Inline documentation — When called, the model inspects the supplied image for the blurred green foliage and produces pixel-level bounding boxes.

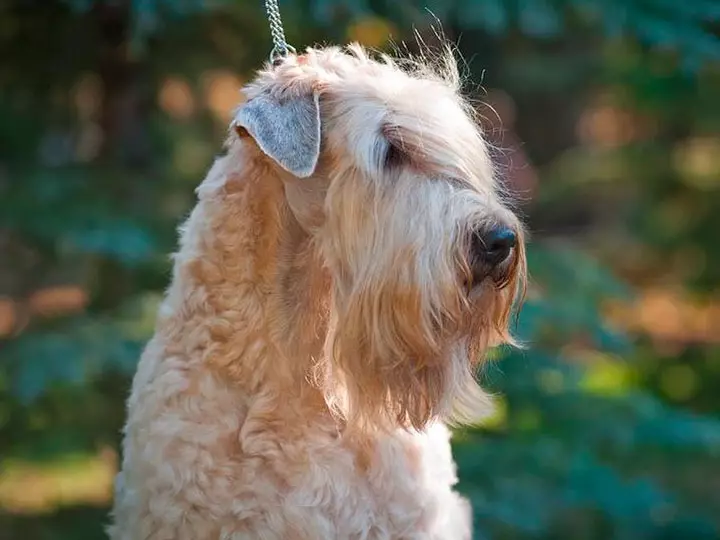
[1,1,719,539]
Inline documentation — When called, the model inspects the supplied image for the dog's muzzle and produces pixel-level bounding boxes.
[468,225,517,288]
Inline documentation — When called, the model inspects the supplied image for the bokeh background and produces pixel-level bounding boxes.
[1,1,719,539]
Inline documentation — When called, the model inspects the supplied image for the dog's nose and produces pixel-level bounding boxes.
[471,226,517,268]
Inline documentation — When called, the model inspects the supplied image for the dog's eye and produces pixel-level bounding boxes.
[384,141,406,169]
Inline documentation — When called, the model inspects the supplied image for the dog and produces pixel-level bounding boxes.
[109,43,526,540]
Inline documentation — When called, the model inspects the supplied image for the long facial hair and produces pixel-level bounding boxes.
[311,167,527,434]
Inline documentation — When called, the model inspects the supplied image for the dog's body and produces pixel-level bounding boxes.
[110,45,525,539]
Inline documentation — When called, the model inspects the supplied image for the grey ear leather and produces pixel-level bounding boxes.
[234,92,321,178]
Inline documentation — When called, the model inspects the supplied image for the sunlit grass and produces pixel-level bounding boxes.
[0,450,116,514]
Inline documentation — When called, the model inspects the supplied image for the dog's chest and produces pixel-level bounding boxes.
[118,363,471,539]
[225,418,471,539]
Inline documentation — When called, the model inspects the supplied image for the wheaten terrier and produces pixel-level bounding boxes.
[109,43,526,540]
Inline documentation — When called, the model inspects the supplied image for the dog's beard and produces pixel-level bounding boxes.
[318,262,524,434]
[314,175,525,434]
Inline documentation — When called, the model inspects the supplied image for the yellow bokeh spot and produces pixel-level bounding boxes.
[481,396,508,430]
[673,136,720,190]
[347,17,396,48]
[581,353,634,396]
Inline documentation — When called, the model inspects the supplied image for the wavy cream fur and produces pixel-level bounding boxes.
[109,44,525,540]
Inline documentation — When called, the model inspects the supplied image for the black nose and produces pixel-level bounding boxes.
[471,226,517,268]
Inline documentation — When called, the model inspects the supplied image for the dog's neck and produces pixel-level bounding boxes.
[157,142,330,400]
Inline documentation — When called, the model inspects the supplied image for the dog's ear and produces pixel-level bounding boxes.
[233,92,321,178]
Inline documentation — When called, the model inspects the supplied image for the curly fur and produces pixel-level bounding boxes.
[109,43,525,540]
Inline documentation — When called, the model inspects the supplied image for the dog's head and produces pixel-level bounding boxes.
[233,44,526,433]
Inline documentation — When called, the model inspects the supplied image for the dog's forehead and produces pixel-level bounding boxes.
[243,46,487,178]
[312,55,475,135]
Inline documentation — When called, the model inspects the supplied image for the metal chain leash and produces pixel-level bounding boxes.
[264,0,295,64]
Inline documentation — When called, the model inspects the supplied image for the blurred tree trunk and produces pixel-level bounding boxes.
[93,0,145,311]
[95,0,150,168]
